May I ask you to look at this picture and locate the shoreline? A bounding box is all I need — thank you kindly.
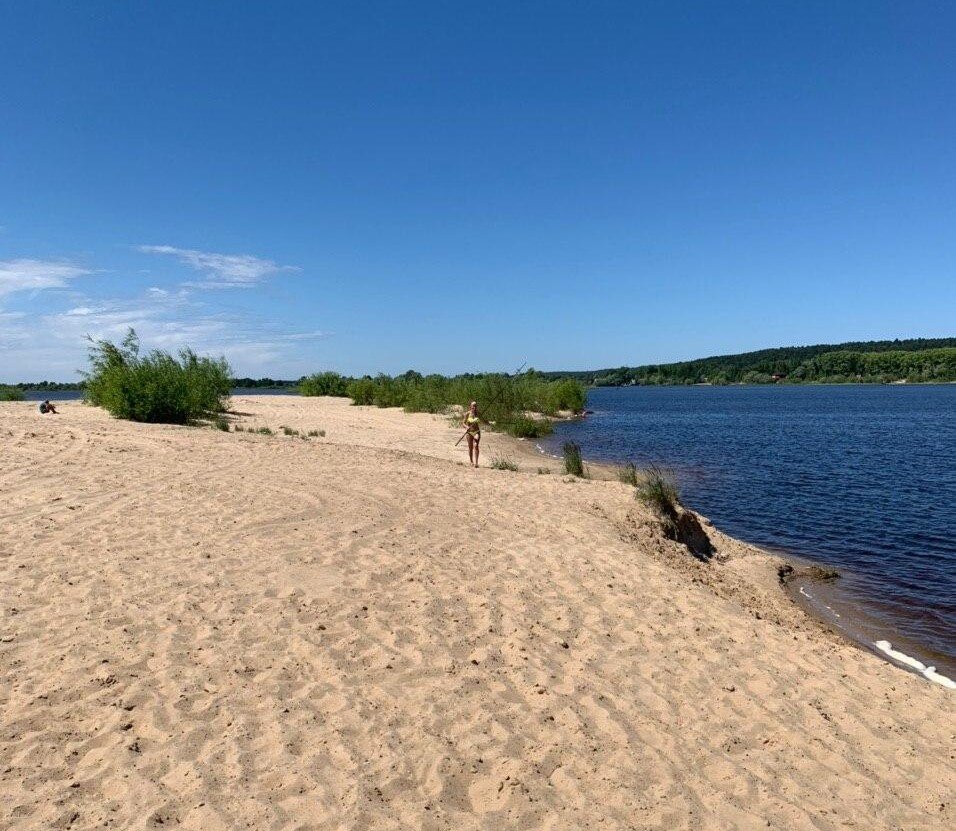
[531,428,956,690]
[2,395,953,829]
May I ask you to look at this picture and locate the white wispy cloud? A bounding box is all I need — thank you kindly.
[0,259,91,297]
[137,245,297,288]
[1,280,333,381]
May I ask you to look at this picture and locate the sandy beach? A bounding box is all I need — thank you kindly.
[1,395,952,830]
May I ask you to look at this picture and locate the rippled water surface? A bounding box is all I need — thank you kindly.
[541,385,955,670]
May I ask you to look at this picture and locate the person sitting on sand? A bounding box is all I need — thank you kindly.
[462,400,483,468]
[38,400,58,414]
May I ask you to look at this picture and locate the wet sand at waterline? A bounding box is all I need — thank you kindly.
[1,396,952,830]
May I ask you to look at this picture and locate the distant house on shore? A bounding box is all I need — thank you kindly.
[771,373,787,382]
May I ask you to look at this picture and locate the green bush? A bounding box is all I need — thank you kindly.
[214,417,230,431]
[562,441,584,477]
[282,426,299,436]
[504,415,553,438]
[298,372,349,397]
[84,329,231,424]
[0,385,25,401]
[257,426,274,435]
[346,377,376,405]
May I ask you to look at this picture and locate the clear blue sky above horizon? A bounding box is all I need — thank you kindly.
[2,1,954,381]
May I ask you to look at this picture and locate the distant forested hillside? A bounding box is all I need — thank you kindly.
[543,339,956,386]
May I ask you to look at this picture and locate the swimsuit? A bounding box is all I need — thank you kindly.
[465,413,480,440]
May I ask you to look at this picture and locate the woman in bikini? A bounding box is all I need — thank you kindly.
[462,400,482,467]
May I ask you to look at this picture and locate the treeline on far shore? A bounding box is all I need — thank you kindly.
[542,339,956,386]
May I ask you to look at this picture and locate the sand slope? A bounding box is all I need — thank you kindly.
[1,396,952,830]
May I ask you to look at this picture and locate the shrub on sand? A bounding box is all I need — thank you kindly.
[214,417,230,431]
[257,426,274,435]
[298,372,349,397]
[635,464,680,523]
[84,328,230,424]
[490,454,519,471]
[504,415,553,438]
[562,441,584,477]
[0,385,25,401]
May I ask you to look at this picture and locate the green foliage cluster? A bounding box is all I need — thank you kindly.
[0,385,26,401]
[618,462,639,486]
[540,338,956,386]
[562,441,584,477]
[84,329,231,424]
[5,380,83,392]
[298,371,349,397]
[344,370,585,437]
[231,377,298,389]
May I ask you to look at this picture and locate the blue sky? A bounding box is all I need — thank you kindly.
[1,1,954,381]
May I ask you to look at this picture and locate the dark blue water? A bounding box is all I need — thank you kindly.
[541,385,956,672]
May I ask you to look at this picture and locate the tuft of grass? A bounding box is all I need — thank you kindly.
[214,417,230,431]
[562,441,584,477]
[307,429,319,437]
[618,462,639,486]
[490,454,519,471]
[83,328,231,424]
[282,426,299,436]
[257,426,274,435]
[635,464,680,523]
[233,424,244,432]
[537,467,551,474]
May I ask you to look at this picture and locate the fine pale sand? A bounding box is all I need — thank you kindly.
[1,396,952,830]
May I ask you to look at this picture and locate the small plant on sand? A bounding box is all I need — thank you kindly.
[537,467,551,474]
[490,454,519,471]
[257,426,274,435]
[618,462,639,486]
[233,424,244,432]
[562,441,584,477]
[282,426,299,436]
[635,464,680,523]
[214,417,230,431]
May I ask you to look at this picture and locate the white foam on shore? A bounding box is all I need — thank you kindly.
[874,641,956,690]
